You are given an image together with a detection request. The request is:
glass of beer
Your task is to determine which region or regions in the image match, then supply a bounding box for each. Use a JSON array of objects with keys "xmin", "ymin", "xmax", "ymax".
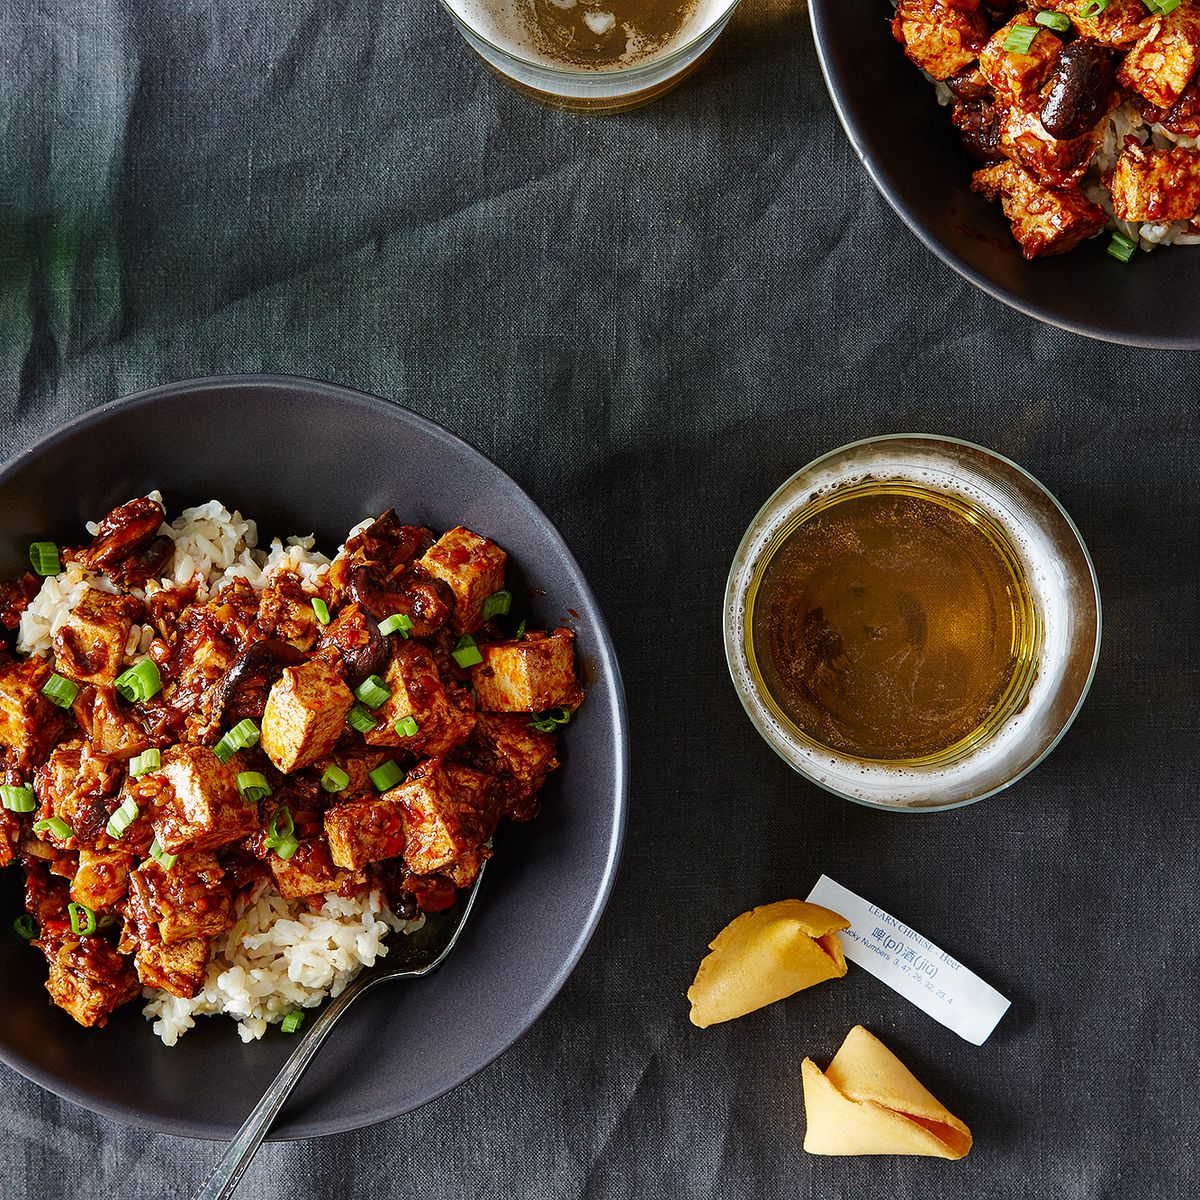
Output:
[
  {"xmin": 724, "ymin": 436, "xmax": 1102, "ymax": 811},
  {"xmin": 437, "ymin": 1, "xmax": 743, "ymax": 111}
]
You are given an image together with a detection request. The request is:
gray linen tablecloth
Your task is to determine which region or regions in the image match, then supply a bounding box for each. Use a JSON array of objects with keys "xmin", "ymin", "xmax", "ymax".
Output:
[{"xmin": 1, "ymin": 1, "xmax": 1198, "ymax": 1197}]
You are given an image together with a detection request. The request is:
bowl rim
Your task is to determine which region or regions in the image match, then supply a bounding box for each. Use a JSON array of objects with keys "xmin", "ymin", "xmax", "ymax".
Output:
[
  {"xmin": 723, "ymin": 432, "xmax": 1103, "ymax": 812},
  {"xmin": 807, "ymin": 0, "xmax": 1200, "ymax": 351},
  {"xmin": 0, "ymin": 373, "xmax": 630, "ymax": 1139}
]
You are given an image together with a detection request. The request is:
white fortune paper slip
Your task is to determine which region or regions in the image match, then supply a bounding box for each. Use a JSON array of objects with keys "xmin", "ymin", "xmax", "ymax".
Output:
[{"xmin": 806, "ymin": 875, "xmax": 1011, "ymax": 1046}]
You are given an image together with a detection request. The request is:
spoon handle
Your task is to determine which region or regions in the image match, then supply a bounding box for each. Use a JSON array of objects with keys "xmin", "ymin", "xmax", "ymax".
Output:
[{"xmin": 193, "ymin": 974, "xmax": 374, "ymax": 1200}]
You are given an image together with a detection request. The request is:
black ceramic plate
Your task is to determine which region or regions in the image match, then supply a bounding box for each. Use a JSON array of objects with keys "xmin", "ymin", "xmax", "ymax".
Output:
[
  {"xmin": 0, "ymin": 377, "xmax": 628, "ymax": 1139},
  {"xmin": 810, "ymin": 0, "xmax": 1200, "ymax": 349}
]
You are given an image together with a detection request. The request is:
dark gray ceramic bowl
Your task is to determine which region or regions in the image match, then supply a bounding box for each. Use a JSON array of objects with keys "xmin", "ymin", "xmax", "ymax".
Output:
[
  {"xmin": 810, "ymin": 0, "xmax": 1200, "ymax": 349},
  {"xmin": 0, "ymin": 376, "xmax": 628, "ymax": 1139}
]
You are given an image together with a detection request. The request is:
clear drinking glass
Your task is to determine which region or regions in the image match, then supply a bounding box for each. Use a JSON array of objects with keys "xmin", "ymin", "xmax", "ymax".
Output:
[
  {"xmin": 724, "ymin": 435, "xmax": 1102, "ymax": 811},
  {"xmin": 437, "ymin": 1, "xmax": 743, "ymax": 112}
]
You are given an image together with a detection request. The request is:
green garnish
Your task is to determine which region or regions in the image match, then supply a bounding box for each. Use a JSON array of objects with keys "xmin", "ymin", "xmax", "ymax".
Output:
[
  {"xmin": 0, "ymin": 784, "xmax": 35, "ymax": 813},
  {"xmin": 369, "ymin": 760, "xmax": 405, "ymax": 791},
  {"xmin": 129, "ymin": 748, "xmax": 161, "ymax": 777},
  {"xmin": 451, "ymin": 635, "xmax": 484, "ymax": 669},
  {"xmin": 394, "ymin": 716, "xmax": 419, "ymax": 739},
  {"xmin": 68, "ymin": 902, "xmax": 97, "ymax": 936},
  {"xmin": 530, "ymin": 706, "xmax": 572, "ymax": 733},
  {"xmin": 1003, "ymin": 24, "xmax": 1040, "ymax": 53},
  {"xmin": 378, "ymin": 612, "xmax": 414, "ymax": 638},
  {"xmin": 237, "ymin": 771, "xmax": 271, "ymax": 803},
  {"xmin": 311, "ymin": 597, "xmax": 331, "ymax": 625},
  {"xmin": 1107, "ymin": 232, "xmax": 1138, "ymax": 262},
  {"xmin": 115, "ymin": 658, "xmax": 162, "ymax": 703},
  {"xmin": 28, "ymin": 542, "xmax": 61, "ymax": 576},
  {"xmin": 321, "ymin": 765, "xmax": 350, "ymax": 793},
  {"xmin": 104, "ymin": 795, "xmax": 139, "ymax": 840},
  {"xmin": 354, "ymin": 674, "xmax": 391, "ymax": 709},
  {"xmin": 482, "ymin": 590, "xmax": 512, "ymax": 620},
  {"xmin": 41, "ymin": 673, "xmax": 79, "ymax": 708},
  {"xmin": 346, "ymin": 703, "xmax": 379, "ymax": 734},
  {"xmin": 213, "ymin": 719, "xmax": 260, "ymax": 763}
]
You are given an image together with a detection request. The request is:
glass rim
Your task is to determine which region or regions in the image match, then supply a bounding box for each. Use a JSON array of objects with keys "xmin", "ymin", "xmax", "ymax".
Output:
[
  {"xmin": 722, "ymin": 433, "xmax": 1104, "ymax": 813},
  {"xmin": 436, "ymin": 0, "xmax": 742, "ymax": 80}
]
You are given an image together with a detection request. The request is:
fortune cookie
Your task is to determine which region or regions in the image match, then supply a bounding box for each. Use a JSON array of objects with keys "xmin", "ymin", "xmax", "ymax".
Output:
[
  {"xmin": 687, "ymin": 900, "xmax": 850, "ymax": 1028},
  {"xmin": 801, "ymin": 1025, "xmax": 973, "ymax": 1159}
]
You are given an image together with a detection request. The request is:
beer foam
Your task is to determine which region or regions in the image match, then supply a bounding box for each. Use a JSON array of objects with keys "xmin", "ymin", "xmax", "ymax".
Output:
[
  {"xmin": 725, "ymin": 441, "xmax": 1099, "ymax": 809},
  {"xmin": 444, "ymin": 0, "xmax": 730, "ymax": 71}
]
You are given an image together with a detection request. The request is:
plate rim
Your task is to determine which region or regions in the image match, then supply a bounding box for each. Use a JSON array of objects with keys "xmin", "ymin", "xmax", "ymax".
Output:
[
  {"xmin": 808, "ymin": 0, "xmax": 1200, "ymax": 351},
  {"xmin": 0, "ymin": 373, "xmax": 630, "ymax": 1141}
]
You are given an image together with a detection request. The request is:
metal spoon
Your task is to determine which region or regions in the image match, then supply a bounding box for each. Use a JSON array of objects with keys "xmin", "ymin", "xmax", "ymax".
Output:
[{"xmin": 194, "ymin": 863, "xmax": 488, "ymax": 1200}]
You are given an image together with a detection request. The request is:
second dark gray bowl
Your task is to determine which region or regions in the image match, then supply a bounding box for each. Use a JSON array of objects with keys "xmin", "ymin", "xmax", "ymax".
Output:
[{"xmin": 810, "ymin": 0, "xmax": 1200, "ymax": 349}]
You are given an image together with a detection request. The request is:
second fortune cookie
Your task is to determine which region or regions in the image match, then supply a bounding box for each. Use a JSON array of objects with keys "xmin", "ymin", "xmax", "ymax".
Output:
[{"xmin": 687, "ymin": 900, "xmax": 850, "ymax": 1028}]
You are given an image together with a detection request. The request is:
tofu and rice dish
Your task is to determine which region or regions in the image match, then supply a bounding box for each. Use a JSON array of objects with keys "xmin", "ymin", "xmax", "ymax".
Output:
[
  {"xmin": 0, "ymin": 496, "xmax": 582, "ymax": 1044},
  {"xmin": 891, "ymin": 0, "xmax": 1200, "ymax": 259}
]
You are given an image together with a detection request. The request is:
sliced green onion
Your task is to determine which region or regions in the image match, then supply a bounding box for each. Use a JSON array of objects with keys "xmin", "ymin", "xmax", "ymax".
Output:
[
  {"xmin": 68, "ymin": 902, "xmax": 97, "ymax": 936},
  {"xmin": 267, "ymin": 804, "xmax": 294, "ymax": 841},
  {"xmin": 530, "ymin": 706, "xmax": 572, "ymax": 734},
  {"xmin": 321, "ymin": 765, "xmax": 350, "ymax": 793},
  {"xmin": 149, "ymin": 836, "xmax": 177, "ymax": 870},
  {"xmin": 1003, "ymin": 24, "xmax": 1040, "ymax": 53},
  {"xmin": 354, "ymin": 674, "xmax": 391, "ymax": 709},
  {"xmin": 0, "ymin": 784, "xmax": 35, "ymax": 813},
  {"xmin": 394, "ymin": 715, "xmax": 419, "ymax": 739},
  {"xmin": 280, "ymin": 1009, "xmax": 305, "ymax": 1034},
  {"xmin": 29, "ymin": 542, "xmax": 61, "ymax": 576},
  {"xmin": 1146, "ymin": 0, "xmax": 1181, "ymax": 13},
  {"xmin": 482, "ymin": 590, "xmax": 512, "ymax": 620},
  {"xmin": 451, "ymin": 634, "xmax": 484, "ymax": 669},
  {"xmin": 346, "ymin": 703, "xmax": 379, "ymax": 734},
  {"xmin": 213, "ymin": 718, "xmax": 260, "ymax": 762},
  {"xmin": 515, "ymin": 619, "xmax": 527, "ymax": 640},
  {"xmin": 41, "ymin": 673, "xmax": 79, "ymax": 708},
  {"xmin": 1034, "ymin": 11, "xmax": 1071, "ymax": 32},
  {"xmin": 1079, "ymin": 0, "xmax": 1109, "ymax": 14},
  {"xmin": 369, "ymin": 760, "xmax": 405, "ymax": 791},
  {"xmin": 264, "ymin": 805, "xmax": 299, "ymax": 859},
  {"xmin": 105, "ymin": 794, "xmax": 140, "ymax": 840},
  {"xmin": 96, "ymin": 913, "xmax": 118, "ymax": 930},
  {"xmin": 129, "ymin": 748, "xmax": 161, "ymax": 777},
  {"xmin": 13, "ymin": 914, "xmax": 37, "ymax": 940},
  {"xmin": 237, "ymin": 771, "xmax": 272, "ymax": 803},
  {"xmin": 1108, "ymin": 232, "xmax": 1138, "ymax": 262},
  {"xmin": 311, "ymin": 597, "xmax": 331, "ymax": 625},
  {"xmin": 115, "ymin": 658, "xmax": 162, "ymax": 703},
  {"xmin": 32, "ymin": 817, "xmax": 73, "ymax": 842},
  {"xmin": 378, "ymin": 612, "xmax": 413, "ymax": 638}
]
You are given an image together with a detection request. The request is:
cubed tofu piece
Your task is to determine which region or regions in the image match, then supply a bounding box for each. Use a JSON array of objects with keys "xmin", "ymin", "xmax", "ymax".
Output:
[
  {"xmin": 34, "ymin": 739, "xmax": 124, "ymax": 849},
  {"xmin": 0, "ymin": 809, "xmax": 18, "ymax": 868},
  {"xmin": 471, "ymin": 629, "xmax": 583, "ymax": 713},
  {"xmin": 1118, "ymin": 9, "xmax": 1200, "ymax": 109},
  {"xmin": 52, "ymin": 587, "xmax": 134, "ymax": 684},
  {"xmin": 979, "ymin": 14, "xmax": 1062, "ymax": 104},
  {"xmin": 999, "ymin": 104, "xmax": 1105, "ymax": 188},
  {"xmin": 1109, "ymin": 142, "xmax": 1200, "ymax": 221},
  {"xmin": 365, "ymin": 642, "xmax": 476, "ymax": 754},
  {"xmin": 891, "ymin": 0, "xmax": 988, "ymax": 82},
  {"xmin": 393, "ymin": 764, "xmax": 470, "ymax": 876},
  {"xmin": 269, "ymin": 840, "xmax": 363, "ymax": 898},
  {"xmin": 87, "ymin": 685, "xmax": 150, "ymax": 760},
  {"xmin": 43, "ymin": 937, "xmax": 140, "ymax": 1027},
  {"xmin": 469, "ymin": 713, "xmax": 560, "ymax": 788},
  {"xmin": 1039, "ymin": 0, "xmax": 1146, "ymax": 50},
  {"xmin": 443, "ymin": 845, "xmax": 489, "ymax": 890},
  {"xmin": 419, "ymin": 527, "xmax": 508, "ymax": 635},
  {"xmin": 126, "ymin": 852, "xmax": 232, "ymax": 943},
  {"xmin": 153, "ymin": 745, "xmax": 259, "ymax": 853},
  {"xmin": 972, "ymin": 160, "xmax": 1108, "ymax": 258},
  {"xmin": 324, "ymin": 794, "xmax": 407, "ymax": 870},
  {"xmin": 444, "ymin": 764, "xmax": 502, "ymax": 845},
  {"xmin": 71, "ymin": 848, "xmax": 134, "ymax": 911},
  {"xmin": 0, "ymin": 656, "xmax": 64, "ymax": 770},
  {"xmin": 261, "ymin": 656, "xmax": 354, "ymax": 773},
  {"xmin": 257, "ymin": 573, "xmax": 321, "ymax": 650},
  {"xmin": 133, "ymin": 935, "xmax": 211, "ymax": 998}
]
